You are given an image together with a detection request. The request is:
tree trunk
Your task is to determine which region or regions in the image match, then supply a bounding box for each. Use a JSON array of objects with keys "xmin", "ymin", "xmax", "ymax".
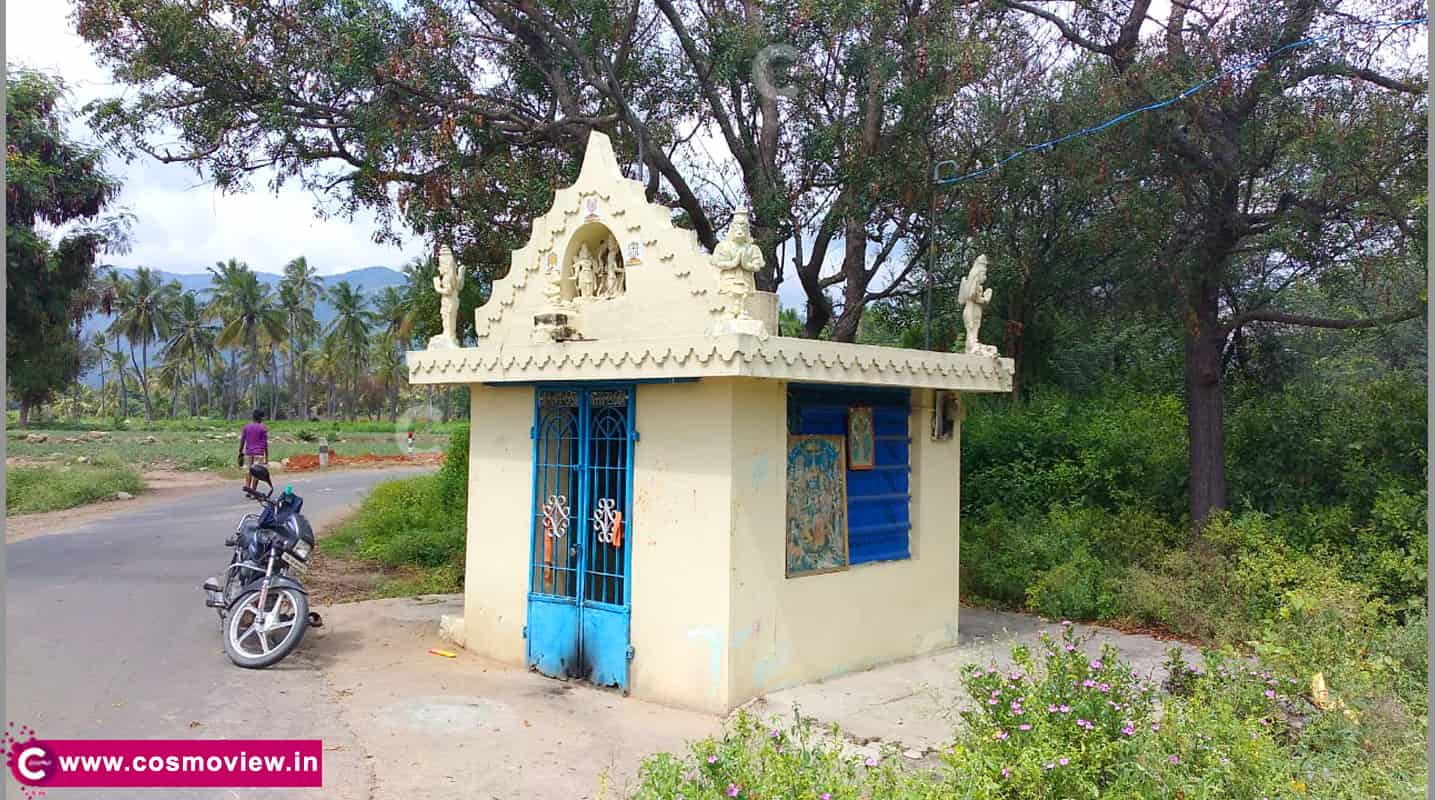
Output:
[
  {"xmin": 190, "ymin": 356, "xmax": 200, "ymax": 417},
  {"xmin": 139, "ymin": 340, "xmax": 154, "ymax": 420},
  {"xmin": 1185, "ymin": 287, "xmax": 1227, "ymax": 527},
  {"xmin": 18, "ymin": 399, "xmax": 32, "ymax": 427}
]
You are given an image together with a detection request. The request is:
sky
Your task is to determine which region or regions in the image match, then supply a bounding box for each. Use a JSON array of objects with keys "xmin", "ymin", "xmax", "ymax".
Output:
[{"xmin": 6, "ymin": 2, "xmax": 429, "ymax": 277}]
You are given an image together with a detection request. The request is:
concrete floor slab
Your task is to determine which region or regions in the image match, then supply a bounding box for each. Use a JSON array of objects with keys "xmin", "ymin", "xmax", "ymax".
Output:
[{"xmin": 310, "ymin": 598, "xmax": 1185, "ymax": 798}]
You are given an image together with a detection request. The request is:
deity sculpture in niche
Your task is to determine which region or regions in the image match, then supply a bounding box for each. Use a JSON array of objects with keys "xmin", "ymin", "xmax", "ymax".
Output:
[
  {"xmin": 712, "ymin": 209, "xmax": 764, "ymax": 318},
  {"xmin": 427, "ymin": 244, "xmax": 464, "ymax": 350},
  {"xmin": 600, "ymin": 241, "xmax": 625, "ymax": 296},
  {"xmin": 957, "ymin": 254, "xmax": 998, "ymax": 357},
  {"xmin": 574, "ymin": 243, "xmax": 598, "ymax": 299}
]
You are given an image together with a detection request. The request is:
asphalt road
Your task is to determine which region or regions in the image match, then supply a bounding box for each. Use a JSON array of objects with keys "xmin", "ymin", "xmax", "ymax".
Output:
[{"xmin": 6, "ymin": 467, "xmax": 432, "ymax": 799}]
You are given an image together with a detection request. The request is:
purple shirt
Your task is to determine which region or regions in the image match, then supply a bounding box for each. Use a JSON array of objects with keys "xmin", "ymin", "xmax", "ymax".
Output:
[{"xmin": 241, "ymin": 422, "xmax": 269, "ymax": 456}]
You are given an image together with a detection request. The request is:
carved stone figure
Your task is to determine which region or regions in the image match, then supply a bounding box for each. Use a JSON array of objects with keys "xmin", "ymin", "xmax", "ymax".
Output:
[
  {"xmin": 712, "ymin": 209, "xmax": 764, "ymax": 318},
  {"xmin": 606, "ymin": 242, "xmax": 625, "ymax": 295},
  {"xmin": 957, "ymin": 254, "xmax": 998, "ymax": 357},
  {"xmin": 574, "ymin": 244, "xmax": 597, "ymax": 299},
  {"xmin": 427, "ymin": 244, "xmax": 464, "ymax": 350}
]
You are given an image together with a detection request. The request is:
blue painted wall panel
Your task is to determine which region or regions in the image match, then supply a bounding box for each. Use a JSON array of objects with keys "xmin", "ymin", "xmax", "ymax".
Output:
[{"xmin": 788, "ymin": 385, "xmax": 912, "ymax": 565}]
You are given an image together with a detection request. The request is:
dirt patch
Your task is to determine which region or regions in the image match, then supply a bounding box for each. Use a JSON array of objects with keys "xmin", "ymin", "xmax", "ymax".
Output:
[
  {"xmin": 284, "ymin": 451, "xmax": 444, "ymax": 472},
  {"xmin": 5, "ymin": 469, "xmax": 230, "ymax": 543},
  {"xmin": 307, "ymin": 551, "xmax": 404, "ymax": 605}
]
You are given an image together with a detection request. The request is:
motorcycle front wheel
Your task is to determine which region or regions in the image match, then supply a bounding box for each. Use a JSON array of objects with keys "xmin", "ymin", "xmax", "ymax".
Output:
[{"xmin": 223, "ymin": 586, "xmax": 309, "ymax": 668}]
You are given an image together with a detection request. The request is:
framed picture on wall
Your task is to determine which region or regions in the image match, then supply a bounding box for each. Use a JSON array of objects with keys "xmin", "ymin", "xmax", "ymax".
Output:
[
  {"xmin": 785, "ymin": 435, "xmax": 850, "ymax": 577},
  {"xmin": 847, "ymin": 406, "xmax": 875, "ymax": 471}
]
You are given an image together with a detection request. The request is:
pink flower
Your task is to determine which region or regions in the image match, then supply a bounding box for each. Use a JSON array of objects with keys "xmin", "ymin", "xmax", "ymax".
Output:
[
  {"xmin": 820, "ymin": 794, "xmax": 830, "ymax": 800},
  {"xmin": 1047, "ymin": 704, "xmax": 1059, "ymax": 713},
  {"xmin": 1099, "ymin": 683, "xmax": 1111, "ymax": 693},
  {"xmin": 1058, "ymin": 757, "xmax": 1069, "ymax": 766},
  {"xmin": 1151, "ymin": 722, "xmax": 1161, "ymax": 732},
  {"xmin": 1009, "ymin": 671, "xmax": 1023, "ymax": 681},
  {"xmin": 727, "ymin": 784, "xmax": 740, "ymax": 797},
  {"xmin": 1082, "ymin": 679, "xmax": 1096, "ymax": 689},
  {"xmin": 1121, "ymin": 725, "xmax": 1135, "ymax": 736},
  {"xmin": 1090, "ymin": 659, "xmax": 1103, "ymax": 669},
  {"xmin": 1018, "ymin": 723, "xmax": 1032, "ymax": 731},
  {"xmin": 1001, "ymin": 767, "xmax": 1011, "ymax": 779},
  {"xmin": 1264, "ymin": 689, "xmax": 1276, "ymax": 698},
  {"xmin": 865, "ymin": 756, "xmax": 878, "ymax": 767},
  {"xmin": 1061, "ymin": 620, "xmax": 1072, "ymax": 627},
  {"xmin": 1059, "ymin": 704, "xmax": 1070, "ymax": 713},
  {"xmin": 707, "ymin": 755, "xmax": 718, "ymax": 764},
  {"xmin": 994, "ymin": 730, "xmax": 1009, "ymax": 741},
  {"xmin": 1064, "ymin": 643, "xmax": 1076, "ymax": 652},
  {"xmin": 988, "ymin": 698, "xmax": 998, "ymax": 705},
  {"xmin": 1077, "ymin": 718, "xmax": 1094, "ymax": 731},
  {"xmin": 1168, "ymin": 755, "xmax": 1180, "ymax": 765}
]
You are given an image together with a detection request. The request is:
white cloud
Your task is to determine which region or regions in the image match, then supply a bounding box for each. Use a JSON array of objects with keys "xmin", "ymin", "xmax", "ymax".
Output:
[{"xmin": 7, "ymin": 1, "xmax": 427, "ymax": 275}]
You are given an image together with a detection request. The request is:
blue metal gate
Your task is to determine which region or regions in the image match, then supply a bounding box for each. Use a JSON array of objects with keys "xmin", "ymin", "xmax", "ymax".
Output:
[{"xmin": 527, "ymin": 385, "xmax": 635, "ymax": 691}]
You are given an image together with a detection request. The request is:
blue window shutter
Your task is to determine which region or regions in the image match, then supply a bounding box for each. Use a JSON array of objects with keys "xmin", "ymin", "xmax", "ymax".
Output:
[{"xmin": 787, "ymin": 385, "xmax": 911, "ymax": 565}]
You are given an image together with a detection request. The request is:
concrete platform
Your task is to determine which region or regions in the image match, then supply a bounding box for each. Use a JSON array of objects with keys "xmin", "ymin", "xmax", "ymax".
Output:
[{"xmin": 306, "ymin": 597, "xmax": 1183, "ymax": 799}]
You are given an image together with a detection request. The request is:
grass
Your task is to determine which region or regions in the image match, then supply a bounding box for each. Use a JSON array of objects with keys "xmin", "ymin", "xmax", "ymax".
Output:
[
  {"xmin": 6, "ymin": 459, "xmax": 147, "ymax": 514},
  {"xmin": 7, "ymin": 426, "xmax": 451, "ymax": 473},
  {"xmin": 313, "ymin": 425, "xmax": 470, "ymax": 601}
]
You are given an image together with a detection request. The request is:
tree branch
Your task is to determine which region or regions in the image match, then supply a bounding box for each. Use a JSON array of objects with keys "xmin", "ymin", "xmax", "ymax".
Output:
[{"xmin": 1225, "ymin": 306, "xmax": 1424, "ymax": 332}]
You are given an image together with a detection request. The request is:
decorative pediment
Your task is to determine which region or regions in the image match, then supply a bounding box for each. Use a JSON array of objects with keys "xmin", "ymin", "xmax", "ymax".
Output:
[{"xmin": 471, "ymin": 131, "xmax": 777, "ymax": 347}]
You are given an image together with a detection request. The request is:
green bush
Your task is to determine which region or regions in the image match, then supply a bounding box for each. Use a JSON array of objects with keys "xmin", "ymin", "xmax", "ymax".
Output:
[
  {"xmin": 631, "ymin": 625, "xmax": 1427, "ymax": 799},
  {"xmin": 631, "ymin": 710, "xmax": 938, "ymax": 800},
  {"xmin": 433, "ymin": 423, "xmax": 470, "ymax": 513},
  {"xmin": 320, "ymin": 425, "xmax": 470, "ymax": 585},
  {"xmin": 1024, "ymin": 549, "xmax": 1122, "ymax": 620},
  {"xmin": 961, "ymin": 505, "xmax": 1182, "ymax": 609},
  {"xmin": 6, "ymin": 462, "xmax": 146, "ymax": 514}
]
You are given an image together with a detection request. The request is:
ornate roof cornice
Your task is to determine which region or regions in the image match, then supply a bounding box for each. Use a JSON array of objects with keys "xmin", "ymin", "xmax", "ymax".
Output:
[{"xmin": 408, "ymin": 335, "xmax": 1014, "ymax": 393}]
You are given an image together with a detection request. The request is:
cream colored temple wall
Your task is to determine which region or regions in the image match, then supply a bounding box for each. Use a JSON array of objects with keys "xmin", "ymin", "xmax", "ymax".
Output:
[
  {"xmin": 628, "ymin": 380, "xmax": 738, "ymax": 712},
  {"xmin": 460, "ymin": 383, "xmax": 533, "ymax": 664},
  {"xmin": 725, "ymin": 382, "xmax": 962, "ymax": 707}
]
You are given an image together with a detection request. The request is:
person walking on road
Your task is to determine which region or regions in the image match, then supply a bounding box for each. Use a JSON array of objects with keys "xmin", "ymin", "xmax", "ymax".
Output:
[{"xmin": 239, "ymin": 409, "xmax": 270, "ymax": 491}]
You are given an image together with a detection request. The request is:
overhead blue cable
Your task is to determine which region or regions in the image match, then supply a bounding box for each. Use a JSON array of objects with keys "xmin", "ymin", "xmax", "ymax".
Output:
[{"xmin": 933, "ymin": 16, "xmax": 1428, "ymax": 186}]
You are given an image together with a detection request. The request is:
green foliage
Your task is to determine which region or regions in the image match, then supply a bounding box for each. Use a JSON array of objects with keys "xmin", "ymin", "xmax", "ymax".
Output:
[
  {"xmin": 432, "ymin": 423, "xmax": 470, "ymax": 512},
  {"xmin": 321, "ymin": 425, "xmax": 469, "ymax": 575},
  {"xmin": 636, "ymin": 624, "xmax": 1426, "ymax": 799},
  {"xmin": 962, "ymin": 391, "xmax": 1190, "ymax": 520},
  {"xmin": 7, "ymin": 66, "xmax": 125, "ymax": 419},
  {"xmin": 631, "ymin": 710, "xmax": 934, "ymax": 800},
  {"xmin": 6, "ymin": 460, "xmax": 145, "ymax": 514},
  {"xmin": 321, "ymin": 476, "xmax": 464, "ymax": 568},
  {"xmin": 961, "ymin": 505, "xmax": 1183, "ymax": 610}
]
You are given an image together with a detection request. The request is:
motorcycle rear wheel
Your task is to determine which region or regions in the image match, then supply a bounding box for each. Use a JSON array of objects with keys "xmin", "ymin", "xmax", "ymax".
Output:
[{"xmin": 223, "ymin": 587, "xmax": 309, "ymax": 668}]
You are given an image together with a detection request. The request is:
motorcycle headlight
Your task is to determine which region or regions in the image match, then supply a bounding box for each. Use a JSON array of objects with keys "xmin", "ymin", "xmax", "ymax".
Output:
[{"xmin": 292, "ymin": 538, "xmax": 312, "ymax": 561}]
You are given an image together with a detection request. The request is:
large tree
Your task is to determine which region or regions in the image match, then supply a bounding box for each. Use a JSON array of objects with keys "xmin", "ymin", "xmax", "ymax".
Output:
[
  {"xmin": 109, "ymin": 266, "xmax": 180, "ymax": 420},
  {"xmin": 6, "ymin": 67, "xmax": 127, "ymax": 425},
  {"xmin": 993, "ymin": 0, "xmax": 1426, "ymax": 524},
  {"xmin": 72, "ymin": 0, "xmax": 1016, "ymax": 342}
]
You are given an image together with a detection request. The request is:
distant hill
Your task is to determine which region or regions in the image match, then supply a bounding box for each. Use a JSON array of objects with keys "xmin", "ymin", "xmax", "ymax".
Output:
[{"xmin": 82, "ymin": 265, "xmax": 407, "ymax": 339}]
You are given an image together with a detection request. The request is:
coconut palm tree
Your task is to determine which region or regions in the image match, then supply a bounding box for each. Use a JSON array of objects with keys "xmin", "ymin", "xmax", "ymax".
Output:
[
  {"xmin": 207, "ymin": 258, "xmax": 250, "ymax": 418},
  {"xmin": 372, "ymin": 332, "xmax": 407, "ymax": 422},
  {"xmin": 210, "ymin": 264, "xmax": 287, "ymax": 413},
  {"xmin": 109, "ymin": 267, "xmax": 180, "ymax": 420},
  {"xmin": 279, "ymin": 257, "xmax": 324, "ymax": 418},
  {"xmin": 91, "ymin": 332, "xmax": 110, "ymax": 418},
  {"xmin": 162, "ymin": 291, "xmax": 219, "ymax": 417},
  {"xmin": 323, "ymin": 280, "xmax": 373, "ymax": 421}
]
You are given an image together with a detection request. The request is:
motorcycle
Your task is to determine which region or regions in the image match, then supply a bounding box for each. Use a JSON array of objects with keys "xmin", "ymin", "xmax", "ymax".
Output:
[{"xmin": 203, "ymin": 463, "xmax": 320, "ymax": 668}]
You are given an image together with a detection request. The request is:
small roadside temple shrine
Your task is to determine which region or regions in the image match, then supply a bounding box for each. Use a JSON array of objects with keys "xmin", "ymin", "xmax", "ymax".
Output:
[{"xmin": 408, "ymin": 131, "xmax": 1014, "ymax": 713}]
